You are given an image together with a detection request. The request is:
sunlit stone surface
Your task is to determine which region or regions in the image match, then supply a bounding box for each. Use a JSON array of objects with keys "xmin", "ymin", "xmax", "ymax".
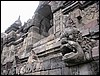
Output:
[{"xmin": 1, "ymin": 1, "xmax": 99, "ymax": 75}]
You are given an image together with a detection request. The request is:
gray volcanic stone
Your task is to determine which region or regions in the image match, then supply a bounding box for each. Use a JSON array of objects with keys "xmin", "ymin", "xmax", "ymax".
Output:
[
  {"xmin": 50, "ymin": 56, "xmax": 64, "ymax": 69},
  {"xmin": 61, "ymin": 67, "xmax": 70, "ymax": 75},
  {"xmin": 48, "ymin": 68, "xmax": 61, "ymax": 75},
  {"xmin": 1, "ymin": 1, "xmax": 99, "ymax": 75},
  {"xmin": 92, "ymin": 46, "xmax": 99, "ymax": 59},
  {"xmin": 42, "ymin": 60, "xmax": 51, "ymax": 70},
  {"xmin": 40, "ymin": 70, "xmax": 48, "ymax": 75}
]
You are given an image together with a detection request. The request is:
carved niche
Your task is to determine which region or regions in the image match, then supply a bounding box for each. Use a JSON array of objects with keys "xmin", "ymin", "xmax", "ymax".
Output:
[{"xmin": 60, "ymin": 26, "xmax": 96, "ymax": 66}]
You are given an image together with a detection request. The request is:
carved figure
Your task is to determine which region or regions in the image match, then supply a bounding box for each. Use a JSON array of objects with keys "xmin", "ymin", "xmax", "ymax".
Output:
[
  {"xmin": 24, "ymin": 50, "xmax": 40, "ymax": 73},
  {"xmin": 60, "ymin": 26, "xmax": 96, "ymax": 66},
  {"xmin": 27, "ymin": 50, "xmax": 39, "ymax": 64}
]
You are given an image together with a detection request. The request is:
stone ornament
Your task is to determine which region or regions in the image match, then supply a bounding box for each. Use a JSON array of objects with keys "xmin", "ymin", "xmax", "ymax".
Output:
[
  {"xmin": 18, "ymin": 50, "xmax": 40, "ymax": 75},
  {"xmin": 60, "ymin": 26, "xmax": 96, "ymax": 66}
]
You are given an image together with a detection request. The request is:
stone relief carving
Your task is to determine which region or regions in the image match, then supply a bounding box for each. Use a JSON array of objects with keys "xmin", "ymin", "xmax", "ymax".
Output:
[
  {"xmin": 60, "ymin": 25, "xmax": 96, "ymax": 66},
  {"xmin": 1, "ymin": 1, "xmax": 99, "ymax": 75},
  {"xmin": 62, "ymin": 3, "xmax": 99, "ymax": 30},
  {"xmin": 1, "ymin": 62, "xmax": 15, "ymax": 75},
  {"xmin": 69, "ymin": 3, "xmax": 98, "ymax": 26},
  {"xmin": 82, "ymin": 3, "xmax": 99, "ymax": 20},
  {"xmin": 18, "ymin": 49, "xmax": 40, "ymax": 75},
  {"xmin": 28, "ymin": 50, "xmax": 41, "ymax": 71}
]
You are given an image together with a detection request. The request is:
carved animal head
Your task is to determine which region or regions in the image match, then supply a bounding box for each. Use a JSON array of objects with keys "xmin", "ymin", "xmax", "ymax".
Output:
[{"xmin": 60, "ymin": 26, "xmax": 95, "ymax": 66}]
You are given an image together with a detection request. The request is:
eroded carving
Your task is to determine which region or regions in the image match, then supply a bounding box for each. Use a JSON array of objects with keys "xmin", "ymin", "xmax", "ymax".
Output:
[
  {"xmin": 60, "ymin": 26, "xmax": 96, "ymax": 66},
  {"xmin": 18, "ymin": 49, "xmax": 40, "ymax": 75}
]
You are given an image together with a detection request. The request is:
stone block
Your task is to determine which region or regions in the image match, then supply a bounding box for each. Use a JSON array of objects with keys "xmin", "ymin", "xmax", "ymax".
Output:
[
  {"xmin": 55, "ymin": 31, "xmax": 61, "ymax": 38},
  {"xmin": 42, "ymin": 60, "xmax": 51, "ymax": 70},
  {"xmin": 38, "ymin": 34, "xmax": 55, "ymax": 46},
  {"xmin": 70, "ymin": 66, "xmax": 79, "ymax": 75},
  {"xmin": 61, "ymin": 67, "xmax": 70, "ymax": 75},
  {"xmin": 32, "ymin": 38, "xmax": 40, "ymax": 45},
  {"xmin": 96, "ymin": 40, "xmax": 99, "ymax": 46},
  {"xmin": 32, "ymin": 13, "xmax": 44, "ymax": 27},
  {"xmin": 90, "ymin": 60, "xmax": 99, "ymax": 75},
  {"xmin": 39, "ymin": 62, "xmax": 44, "ymax": 71},
  {"xmin": 32, "ymin": 47, "xmax": 39, "ymax": 54},
  {"xmin": 49, "ymin": 1, "xmax": 58, "ymax": 12},
  {"xmin": 2, "ymin": 46, "xmax": 9, "ymax": 52},
  {"xmin": 79, "ymin": 60, "xmax": 99, "ymax": 75},
  {"xmin": 45, "ymin": 38, "xmax": 61, "ymax": 51},
  {"xmin": 10, "ymin": 45, "xmax": 15, "ymax": 51},
  {"xmin": 35, "ymin": 62, "xmax": 41, "ymax": 72},
  {"xmin": 28, "ymin": 26, "xmax": 39, "ymax": 33},
  {"xmin": 53, "ymin": 40, "xmax": 61, "ymax": 48},
  {"xmin": 48, "ymin": 68, "xmax": 61, "ymax": 75},
  {"xmin": 41, "ymin": 18, "xmax": 50, "ymax": 30},
  {"xmin": 73, "ymin": 9, "xmax": 82, "ymax": 18},
  {"xmin": 33, "ymin": 72, "xmax": 40, "ymax": 75},
  {"xmin": 46, "ymin": 40, "xmax": 55, "ymax": 50},
  {"xmin": 80, "ymin": 29, "xmax": 89, "ymax": 36},
  {"xmin": 32, "ymin": 19, "xmax": 40, "ymax": 27},
  {"xmin": 40, "ymin": 70, "xmax": 48, "ymax": 75},
  {"xmin": 46, "ymin": 34, "xmax": 54, "ymax": 42},
  {"xmin": 78, "ymin": 63, "xmax": 91, "ymax": 75},
  {"xmin": 38, "ymin": 44, "xmax": 46, "ymax": 53},
  {"xmin": 25, "ymin": 44, "xmax": 33, "ymax": 53},
  {"xmin": 50, "ymin": 56, "xmax": 64, "ymax": 69},
  {"xmin": 24, "ymin": 52, "xmax": 30, "ymax": 58},
  {"xmin": 92, "ymin": 46, "xmax": 99, "ymax": 58},
  {"xmin": 39, "ymin": 38, "xmax": 47, "ymax": 45},
  {"xmin": 24, "ymin": 73, "xmax": 32, "ymax": 75},
  {"xmin": 89, "ymin": 24, "xmax": 99, "ymax": 34},
  {"xmin": 33, "ymin": 44, "xmax": 46, "ymax": 54},
  {"xmin": 28, "ymin": 32, "xmax": 44, "ymax": 39},
  {"xmin": 48, "ymin": 26, "xmax": 54, "ymax": 35},
  {"xmin": 33, "ymin": 40, "xmax": 41, "ymax": 48},
  {"xmin": 56, "ymin": 25, "xmax": 60, "ymax": 32},
  {"xmin": 84, "ymin": 19, "xmax": 98, "ymax": 29},
  {"xmin": 50, "ymin": 57, "xmax": 59, "ymax": 69}
]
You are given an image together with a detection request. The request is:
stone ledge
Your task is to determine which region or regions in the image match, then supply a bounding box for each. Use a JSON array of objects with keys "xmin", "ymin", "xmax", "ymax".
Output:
[{"xmin": 33, "ymin": 37, "xmax": 61, "ymax": 55}]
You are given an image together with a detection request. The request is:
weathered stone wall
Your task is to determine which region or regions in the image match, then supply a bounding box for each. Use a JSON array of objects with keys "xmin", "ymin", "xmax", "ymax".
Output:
[{"xmin": 1, "ymin": 1, "xmax": 99, "ymax": 75}]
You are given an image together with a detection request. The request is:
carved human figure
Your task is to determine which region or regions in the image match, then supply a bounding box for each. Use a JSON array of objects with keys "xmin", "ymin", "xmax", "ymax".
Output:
[
  {"xmin": 27, "ymin": 50, "xmax": 39, "ymax": 64},
  {"xmin": 27, "ymin": 49, "xmax": 40, "ymax": 72}
]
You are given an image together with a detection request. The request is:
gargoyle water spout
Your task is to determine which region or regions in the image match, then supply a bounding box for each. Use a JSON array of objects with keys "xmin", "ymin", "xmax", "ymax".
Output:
[{"xmin": 60, "ymin": 26, "xmax": 96, "ymax": 66}]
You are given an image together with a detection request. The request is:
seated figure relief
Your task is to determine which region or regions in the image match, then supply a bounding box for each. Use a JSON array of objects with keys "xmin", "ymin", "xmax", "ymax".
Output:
[{"xmin": 60, "ymin": 25, "xmax": 96, "ymax": 66}]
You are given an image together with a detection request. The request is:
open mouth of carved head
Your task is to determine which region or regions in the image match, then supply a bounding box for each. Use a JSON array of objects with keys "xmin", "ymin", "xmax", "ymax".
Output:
[
  {"xmin": 60, "ymin": 26, "xmax": 86, "ymax": 65},
  {"xmin": 61, "ymin": 40, "xmax": 79, "ymax": 61},
  {"xmin": 60, "ymin": 39, "xmax": 84, "ymax": 64},
  {"xmin": 61, "ymin": 43, "xmax": 77, "ymax": 56}
]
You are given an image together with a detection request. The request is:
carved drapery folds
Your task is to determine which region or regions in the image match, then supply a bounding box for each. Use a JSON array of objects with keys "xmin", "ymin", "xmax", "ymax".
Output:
[{"xmin": 60, "ymin": 26, "xmax": 96, "ymax": 66}]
